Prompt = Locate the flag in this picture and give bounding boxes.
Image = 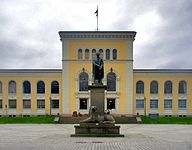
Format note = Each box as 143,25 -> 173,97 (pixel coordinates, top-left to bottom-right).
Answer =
95,6 -> 98,17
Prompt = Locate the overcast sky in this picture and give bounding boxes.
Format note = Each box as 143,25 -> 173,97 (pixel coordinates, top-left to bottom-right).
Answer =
0,0 -> 192,69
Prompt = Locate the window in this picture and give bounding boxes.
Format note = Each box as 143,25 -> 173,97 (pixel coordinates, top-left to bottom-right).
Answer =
9,99 -> 17,108
150,81 -> 158,94
164,81 -> 172,94
106,49 -> 110,60
0,81 -> 2,93
136,81 -> 144,94
85,49 -> 89,60
99,49 -> 103,59
178,81 -> 187,94
164,99 -> 172,109
23,81 -> 31,94
136,99 -> 144,109
150,99 -> 158,109
178,99 -> 187,109
79,98 -> 88,110
37,81 -> 45,94
51,99 -> 59,108
113,49 -> 117,60
78,49 -> 83,59
51,81 -> 59,94
79,72 -> 89,91
107,99 -> 116,110
8,81 -> 17,93
23,99 -> 31,109
92,49 -> 96,60
37,99 -> 45,109
0,99 -> 2,108
107,72 -> 116,91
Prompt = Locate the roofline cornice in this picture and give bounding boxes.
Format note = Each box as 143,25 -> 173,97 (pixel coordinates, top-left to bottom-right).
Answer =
0,69 -> 62,74
58,31 -> 137,41
133,69 -> 192,73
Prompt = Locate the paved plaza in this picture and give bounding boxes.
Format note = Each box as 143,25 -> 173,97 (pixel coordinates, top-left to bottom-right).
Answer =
0,124 -> 192,150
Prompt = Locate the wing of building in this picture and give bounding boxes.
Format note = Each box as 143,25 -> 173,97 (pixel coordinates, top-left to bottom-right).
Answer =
0,31 -> 191,116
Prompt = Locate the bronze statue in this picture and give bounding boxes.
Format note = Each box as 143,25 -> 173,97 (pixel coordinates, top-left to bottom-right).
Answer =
92,53 -> 104,85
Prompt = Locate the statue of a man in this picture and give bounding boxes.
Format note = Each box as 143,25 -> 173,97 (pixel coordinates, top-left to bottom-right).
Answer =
93,53 -> 104,85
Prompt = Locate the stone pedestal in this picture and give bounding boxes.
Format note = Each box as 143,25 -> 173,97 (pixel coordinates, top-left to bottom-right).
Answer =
88,85 -> 107,116
71,123 -> 124,137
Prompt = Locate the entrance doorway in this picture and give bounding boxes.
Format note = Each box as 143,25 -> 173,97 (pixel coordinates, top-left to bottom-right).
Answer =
107,99 -> 116,110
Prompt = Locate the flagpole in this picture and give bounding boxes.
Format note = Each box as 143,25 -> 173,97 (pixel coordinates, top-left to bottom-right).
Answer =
97,5 -> 98,31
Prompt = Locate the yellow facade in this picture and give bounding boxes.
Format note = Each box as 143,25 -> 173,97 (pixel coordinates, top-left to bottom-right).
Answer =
0,70 -> 62,115
0,31 -> 192,116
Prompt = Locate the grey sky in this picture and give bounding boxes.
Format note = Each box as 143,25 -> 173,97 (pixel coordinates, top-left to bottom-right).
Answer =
0,0 -> 192,69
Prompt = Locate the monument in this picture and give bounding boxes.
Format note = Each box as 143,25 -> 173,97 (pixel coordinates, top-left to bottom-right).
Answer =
71,53 -> 124,137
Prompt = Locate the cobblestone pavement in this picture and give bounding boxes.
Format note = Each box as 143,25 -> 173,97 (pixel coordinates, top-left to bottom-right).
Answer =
0,124 -> 192,150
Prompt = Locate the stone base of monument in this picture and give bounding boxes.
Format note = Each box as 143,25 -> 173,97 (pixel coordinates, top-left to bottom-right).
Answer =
71,123 -> 124,137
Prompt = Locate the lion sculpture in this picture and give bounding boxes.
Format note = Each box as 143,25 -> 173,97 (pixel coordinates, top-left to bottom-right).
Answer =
80,106 -> 115,124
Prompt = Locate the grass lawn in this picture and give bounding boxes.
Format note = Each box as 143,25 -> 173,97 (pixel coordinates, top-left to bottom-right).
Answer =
0,116 -> 55,124
141,116 -> 192,124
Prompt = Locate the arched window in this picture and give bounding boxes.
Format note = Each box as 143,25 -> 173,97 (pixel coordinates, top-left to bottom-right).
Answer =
92,49 -> 96,60
150,81 -> 158,94
78,49 -> 83,60
113,49 -> 117,60
51,81 -> 59,94
107,72 -> 116,91
99,49 -> 103,59
164,81 -> 172,94
136,81 -> 144,94
179,80 -> 187,94
8,80 -> 17,93
37,81 -> 45,94
85,49 -> 89,60
79,72 -> 89,91
0,81 -> 2,93
106,49 -> 110,60
23,80 -> 31,94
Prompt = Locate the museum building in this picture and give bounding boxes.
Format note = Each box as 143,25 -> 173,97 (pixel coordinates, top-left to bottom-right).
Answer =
0,31 -> 192,116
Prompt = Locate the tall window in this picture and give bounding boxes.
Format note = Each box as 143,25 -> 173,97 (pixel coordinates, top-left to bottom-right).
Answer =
78,49 -> 83,60
0,81 -> 2,94
23,99 -> 31,109
106,49 -> 110,60
92,49 -> 96,60
9,99 -> 16,108
150,81 -> 158,94
136,99 -> 144,109
37,99 -> 45,109
51,81 -> 59,94
178,80 -> 187,94
99,49 -> 103,59
0,99 -> 2,108
37,81 -> 45,94
23,81 -> 31,94
136,81 -> 144,94
85,49 -> 89,60
8,80 -> 17,94
107,72 -> 116,91
51,99 -> 59,108
178,99 -> 187,109
113,49 -> 117,60
79,72 -> 88,91
164,81 -> 172,94
164,99 -> 172,109
150,99 -> 158,109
